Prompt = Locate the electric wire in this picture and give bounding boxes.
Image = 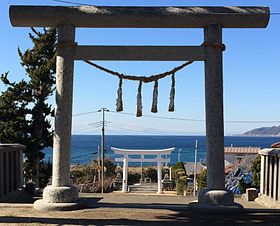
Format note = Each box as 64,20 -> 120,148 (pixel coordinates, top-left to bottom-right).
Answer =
71,151 -> 97,160
49,0 -> 280,18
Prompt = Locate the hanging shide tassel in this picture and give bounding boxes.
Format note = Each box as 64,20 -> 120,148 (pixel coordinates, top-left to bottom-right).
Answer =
116,78 -> 123,112
136,81 -> 143,117
151,80 -> 158,113
168,73 -> 175,112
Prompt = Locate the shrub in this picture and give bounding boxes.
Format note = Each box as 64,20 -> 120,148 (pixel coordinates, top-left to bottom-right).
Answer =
128,172 -> 141,185
197,169 -> 207,190
176,178 -> 187,195
172,162 -> 186,180
238,177 -> 252,194
144,167 -> 158,182
251,155 -> 261,190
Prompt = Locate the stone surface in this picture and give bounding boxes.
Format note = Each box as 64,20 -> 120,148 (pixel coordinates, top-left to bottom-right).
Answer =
42,185 -> 78,203
34,185 -> 79,211
52,24 -> 75,187
204,24 -> 225,190
198,189 -> 234,206
246,188 -> 258,201
188,201 -> 244,214
10,6 -> 270,28
33,199 -> 81,211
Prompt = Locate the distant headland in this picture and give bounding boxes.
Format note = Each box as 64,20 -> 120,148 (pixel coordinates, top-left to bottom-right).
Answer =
242,126 -> 280,136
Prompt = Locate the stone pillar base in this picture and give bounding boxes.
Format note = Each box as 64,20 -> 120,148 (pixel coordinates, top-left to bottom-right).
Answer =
34,185 -> 80,211
188,189 -> 243,213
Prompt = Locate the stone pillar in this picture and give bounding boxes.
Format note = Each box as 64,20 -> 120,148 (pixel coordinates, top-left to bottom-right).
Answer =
265,155 -> 269,195
260,155 -> 265,194
122,154 -> 128,193
34,24 -> 79,211
269,156 -> 274,198
157,156 -> 162,193
194,24 -> 235,208
278,157 -> 280,201
273,155 -> 278,201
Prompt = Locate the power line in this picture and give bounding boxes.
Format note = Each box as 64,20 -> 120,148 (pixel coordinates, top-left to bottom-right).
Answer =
71,152 -> 97,160
73,111 -> 99,117
109,110 -> 280,124
51,0 -> 91,6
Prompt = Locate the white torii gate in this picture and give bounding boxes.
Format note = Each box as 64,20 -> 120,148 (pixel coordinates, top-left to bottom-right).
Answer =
9,5 -> 269,211
112,147 -> 175,193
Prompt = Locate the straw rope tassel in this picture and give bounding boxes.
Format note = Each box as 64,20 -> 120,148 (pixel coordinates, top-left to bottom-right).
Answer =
168,73 -> 175,112
116,78 -> 123,112
136,81 -> 143,117
151,80 -> 158,113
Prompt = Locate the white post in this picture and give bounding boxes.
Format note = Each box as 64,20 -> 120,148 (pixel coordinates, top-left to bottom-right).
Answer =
178,149 -> 181,162
122,154 -> 128,192
193,140 -> 198,197
157,155 -> 162,193
169,167 -> 172,181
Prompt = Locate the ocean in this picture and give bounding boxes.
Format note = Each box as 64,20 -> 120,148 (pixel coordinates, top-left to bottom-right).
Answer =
43,135 -> 280,166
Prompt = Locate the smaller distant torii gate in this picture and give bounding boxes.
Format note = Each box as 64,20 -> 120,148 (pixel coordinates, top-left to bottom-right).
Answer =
9,5 -> 269,211
112,147 -> 175,193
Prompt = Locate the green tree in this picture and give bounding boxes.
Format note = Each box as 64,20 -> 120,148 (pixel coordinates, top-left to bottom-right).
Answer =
197,169 -> 207,190
0,28 -> 57,187
0,73 -> 31,144
18,27 -> 57,186
171,161 -> 186,180
144,167 -> 158,182
251,155 -> 261,190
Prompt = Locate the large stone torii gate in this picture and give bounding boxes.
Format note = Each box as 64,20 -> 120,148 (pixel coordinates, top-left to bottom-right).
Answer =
9,5 -> 269,211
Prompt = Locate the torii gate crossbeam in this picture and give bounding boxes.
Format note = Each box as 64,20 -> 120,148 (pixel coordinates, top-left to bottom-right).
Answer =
9,5 -> 269,211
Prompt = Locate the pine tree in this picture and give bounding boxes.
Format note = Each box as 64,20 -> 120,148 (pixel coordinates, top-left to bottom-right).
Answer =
18,27 -> 57,186
0,73 -> 31,144
0,28 -> 57,187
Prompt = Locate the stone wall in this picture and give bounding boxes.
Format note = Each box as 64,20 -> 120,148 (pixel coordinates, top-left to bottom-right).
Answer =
0,144 -> 25,198
257,148 -> 280,208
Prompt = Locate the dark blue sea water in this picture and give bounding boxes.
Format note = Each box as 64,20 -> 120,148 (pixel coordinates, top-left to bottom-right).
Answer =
43,135 -> 280,166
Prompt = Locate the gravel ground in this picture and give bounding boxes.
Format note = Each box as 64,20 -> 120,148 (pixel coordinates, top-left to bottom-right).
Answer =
0,193 -> 280,226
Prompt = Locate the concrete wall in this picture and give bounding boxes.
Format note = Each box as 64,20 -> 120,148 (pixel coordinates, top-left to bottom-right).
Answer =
0,144 -> 25,198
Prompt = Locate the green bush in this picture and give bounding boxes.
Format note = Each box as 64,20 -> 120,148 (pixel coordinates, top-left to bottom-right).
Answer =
176,178 -> 187,195
251,155 -> 261,190
171,161 -> 188,195
238,178 -> 252,194
172,162 -> 186,180
197,169 -> 207,190
144,167 -> 158,182
128,172 -> 141,185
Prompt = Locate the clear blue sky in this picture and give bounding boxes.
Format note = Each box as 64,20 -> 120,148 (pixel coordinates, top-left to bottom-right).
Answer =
1,0 -> 280,135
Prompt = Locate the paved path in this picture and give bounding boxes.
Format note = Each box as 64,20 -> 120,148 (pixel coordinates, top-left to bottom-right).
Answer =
0,193 -> 280,225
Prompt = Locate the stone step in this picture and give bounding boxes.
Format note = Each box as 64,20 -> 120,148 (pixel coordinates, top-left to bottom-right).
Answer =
128,183 -> 158,193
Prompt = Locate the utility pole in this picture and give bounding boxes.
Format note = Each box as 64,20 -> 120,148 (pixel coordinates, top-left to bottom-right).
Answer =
97,145 -> 101,181
193,140 -> 198,197
98,107 -> 109,193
